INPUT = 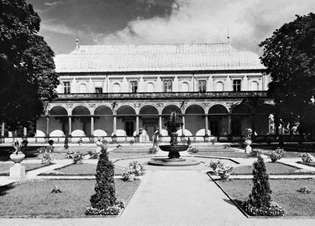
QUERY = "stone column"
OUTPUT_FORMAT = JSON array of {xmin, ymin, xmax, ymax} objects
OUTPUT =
[
  {"xmin": 68, "ymin": 116, "xmax": 72, "ymax": 136},
  {"xmin": 227, "ymin": 114, "xmax": 232, "ymax": 135},
  {"xmin": 46, "ymin": 116, "xmax": 50, "ymax": 137},
  {"xmin": 113, "ymin": 115, "xmax": 117, "ymax": 135},
  {"xmin": 205, "ymin": 114, "xmax": 209, "ymax": 135},
  {"xmin": 136, "ymin": 115, "xmax": 140, "ymax": 135},
  {"xmin": 91, "ymin": 116, "xmax": 94, "ymax": 137},
  {"xmin": 1, "ymin": 122, "xmax": 5, "ymax": 137},
  {"xmin": 182, "ymin": 115, "xmax": 185, "ymax": 130},
  {"xmin": 159, "ymin": 115, "xmax": 162, "ymax": 132}
]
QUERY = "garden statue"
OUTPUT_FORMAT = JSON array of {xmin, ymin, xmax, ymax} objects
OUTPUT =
[
  {"xmin": 9, "ymin": 141, "xmax": 26, "ymax": 180},
  {"xmin": 244, "ymin": 128, "xmax": 252, "ymax": 153},
  {"xmin": 268, "ymin": 114, "xmax": 275, "ymax": 134}
]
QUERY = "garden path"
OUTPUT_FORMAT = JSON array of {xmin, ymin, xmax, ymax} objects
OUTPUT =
[{"xmin": 119, "ymin": 169, "xmax": 246, "ymax": 225}]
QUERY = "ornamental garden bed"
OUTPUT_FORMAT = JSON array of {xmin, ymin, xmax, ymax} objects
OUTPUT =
[
  {"xmin": 38, "ymin": 163, "xmax": 125, "ymax": 176},
  {"xmin": 0, "ymin": 162, "xmax": 52, "ymax": 176},
  {"xmin": 0, "ymin": 179, "xmax": 140, "ymax": 218},
  {"xmin": 216, "ymin": 179, "xmax": 315, "ymax": 216},
  {"xmin": 232, "ymin": 162, "xmax": 315, "ymax": 175}
]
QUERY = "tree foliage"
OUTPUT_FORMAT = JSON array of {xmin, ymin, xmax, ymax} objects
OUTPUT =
[
  {"xmin": 248, "ymin": 155, "xmax": 271, "ymax": 208},
  {"xmin": 260, "ymin": 13, "xmax": 315, "ymax": 130},
  {"xmin": 0, "ymin": 0, "xmax": 58, "ymax": 130},
  {"xmin": 90, "ymin": 146, "xmax": 117, "ymax": 210}
]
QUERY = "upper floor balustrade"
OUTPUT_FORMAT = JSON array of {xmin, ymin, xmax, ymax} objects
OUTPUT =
[{"xmin": 56, "ymin": 91, "xmax": 268, "ymax": 100}]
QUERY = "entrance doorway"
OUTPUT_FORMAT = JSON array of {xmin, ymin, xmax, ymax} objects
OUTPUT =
[{"xmin": 125, "ymin": 121, "xmax": 134, "ymax": 136}]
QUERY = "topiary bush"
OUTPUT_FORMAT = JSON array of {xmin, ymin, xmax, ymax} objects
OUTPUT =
[
  {"xmin": 236, "ymin": 155, "xmax": 285, "ymax": 216},
  {"xmin": 85, "ymin": 145, "xmax": 124, "ymax": 215}
]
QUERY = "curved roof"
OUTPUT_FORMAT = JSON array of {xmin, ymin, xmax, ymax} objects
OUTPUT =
[{"xmin": 55, "ymin": 43, "xmax": 264, "ymax": 73}]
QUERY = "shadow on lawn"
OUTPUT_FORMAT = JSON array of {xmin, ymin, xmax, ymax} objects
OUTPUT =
[{"xmin": 0, "ymin": 183, "xmax": 15, "ymax": 196}]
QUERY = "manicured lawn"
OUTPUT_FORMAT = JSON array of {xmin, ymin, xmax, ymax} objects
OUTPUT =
[
  {"xmin": 108, "ymin": 152, "xmax": 151, "ymax": 160},
  {"xmin": 217, "ymin": 179, "xmax": 315, "ymax": 216},
  {"xmin": 231, "ymin": 162, "xmax": 306, "ymax": 175},
  {"xmin": 39, "ymin": 163, "xmax": 125, "ymax": 176},
  {"xmin": 196, "ymin": 151, "xmax": 248, "ymax": 158},
  {"xmin": 0, "ymin": 179, "xmax": 140, "ymax": 217},
  {"xmin": 0, "ymin": 162, "xmax": 51, "ymax": 176}
]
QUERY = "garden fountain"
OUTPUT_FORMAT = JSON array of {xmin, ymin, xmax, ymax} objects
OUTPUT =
[{"xmin": 148, "ymin": 112, "xmax": 200, "ymax": 166}]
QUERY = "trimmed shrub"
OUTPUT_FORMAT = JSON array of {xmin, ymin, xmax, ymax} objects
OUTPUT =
[
  {"xmin": 270, "ymin": 148, "xmax": 284, "ymax": 162},
  {"xmin": 238, "ymin": 155, "xmax": 285, "ymax": 216},
  {"xmin": 86, "ymin": 145, "xmax": 124, "ymax": 215}
]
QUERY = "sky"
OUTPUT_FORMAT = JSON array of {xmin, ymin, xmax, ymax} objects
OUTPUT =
[{"xmin": 28, "ymin": 0, "xmax": 315, "ymax": 55}]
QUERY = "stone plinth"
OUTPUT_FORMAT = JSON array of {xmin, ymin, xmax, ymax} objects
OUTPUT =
[{"xmin": 9, "ymin": 163, "xmax": 25, "ymax": 180}]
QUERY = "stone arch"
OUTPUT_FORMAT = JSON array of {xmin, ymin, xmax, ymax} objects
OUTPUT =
[
  {"xmin": 162, "ymin": 105, "xmax": 182, "ymax": 130},
  {"xmin": 139, "ymin": 105, "xmax": 159, "ymax": 140},
  {"xmin": 208, "ymin": 104, "xmax": 229, "ymax": 136},
  {"xmin": 48, "ymin": 106, "xmax": 68, "ymax": 138},
  {"xmin": 94, "ymin": 105, "xmax": 113, "ymax": 136},
  {"xmin": 117, "ymin": 105, "xmax": 136, "ymax": 137},
  {"xmin": 185, "ymin": 105, "xmax": 205, "ymax": 135},
  {"xmin": 71, "ymin": 106, "xmax": 91, "ymax": 137}
]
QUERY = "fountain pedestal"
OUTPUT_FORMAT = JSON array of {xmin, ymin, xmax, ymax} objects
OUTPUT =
[{"xmin": 148, "ymin": 112, "xmax": 200, "ymax": 166}]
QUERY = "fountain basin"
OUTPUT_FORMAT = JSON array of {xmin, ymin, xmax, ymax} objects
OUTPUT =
[
  {"xmin": 148, "ymin": 157, "xmax": 200, "ymax": 166},
  {"xmin": 159, "ymin": 145, "xmax": 189, "ymax": 152}
]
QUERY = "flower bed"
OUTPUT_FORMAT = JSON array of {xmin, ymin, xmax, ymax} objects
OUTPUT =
[
  {"xmin": 0, "ymin": 179, "xmax": 140, "ymax": 217},
  {"xmin": 216, "ymin": 179, "xmax": 315, "ymax": 216}
]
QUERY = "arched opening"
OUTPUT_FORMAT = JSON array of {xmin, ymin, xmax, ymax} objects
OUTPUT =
[
  {"xmin": 231, "ymin": 104, "xmax": 252, "ymax": 136},
  {"xmin": 79, "ymin": 83, "xmax": 88, "ymax": 93},
  {"xmin": 181, "ymin": 82, "xmax": 189, "ymax": 92},
  {"xmin": 71, "ymin": 106, "xmax": 91, "ymax": 137},
  {"xmin": 48, "ymin": 106, "xmax": 68, "ymax": 137},
  {"xmin": 162, "ymin": 105, "xmax": 182, "ymax": 129},
  {"xmin": 215, "ymin": 81, "xmax": 224, "ymax": 91},
  {"xmin": 117, "ymin": 105, "xmax": 136, "ymax": 137},
  {"xmin": 147, "ymin": 82, "xmax": 154, "ymax": 92},
  {"xmin": 112, "ymin": 83, "xmax": 121, "ymax": 93},
  {"xmin": 139, "ymin": 105, "xmax": 159, "ymax": 141},
  {"xmin": 94, "ymin": 106, "xmax": 113, "ymax": 137},
  {"xmin": 208, "ymin": 105, "xmax": 229, "ymax": 136},
  {"xmin": 185, "ymin": 105, "xmax": 204, "ymax": 135},
  {"xmin": 250, "ymin": 81, "xmax": 259, "ymax": 91}
]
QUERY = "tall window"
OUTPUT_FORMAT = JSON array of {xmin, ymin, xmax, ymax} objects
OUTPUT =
[
  {"xmin": 95, "ymin": 87, "xmax": 103, "ymax": 93},
  {"xmin": 233, "ymin": 79, "xmax": 242, "ymax": 92},
  {"xmin": 198, "ymin": 80, "xmax": 207, "ymax": 92},
  {"xmin": 130, "ymin": 81, "xmax": 138, "ymax": 93},
  {"xmin": 63, "ymin": 81, "xmax": 71, "ymax": 94},
  {"xmin": 163, "ymin": 79, "xmax": 172, "ymax": 92}
]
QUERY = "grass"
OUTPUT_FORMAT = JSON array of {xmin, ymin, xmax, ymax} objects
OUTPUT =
[
  {"xmin": 217, "ymin": 179, "xmax": 315, "ymax": 216},
  {"xmin": 196, "ymin": 151, "xmax": 248, "ymax": 158},
  {"xmin": 0, "ymin": 162, "xmax": 51, "ymax": 176},
  {"xmin": 231, "ymin": 162, "xmax": 307, "ymax": 175},
  {"xmin": 0, "ymin": 179, "xmax": 140, "ymax": 217},
  {"xmin": 39, "ymin": 163, "xmax": 125, "ymax": 176}
]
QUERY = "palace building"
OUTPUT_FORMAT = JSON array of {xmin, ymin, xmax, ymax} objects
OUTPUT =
[{"xmin": 3, "ymin": 42, "xmax": 276, "ymax": 143}]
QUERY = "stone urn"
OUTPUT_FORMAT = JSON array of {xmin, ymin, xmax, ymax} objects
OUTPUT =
[{"xmin": 10, "ymin": 152, "xmax": 25, "ymax": 163}]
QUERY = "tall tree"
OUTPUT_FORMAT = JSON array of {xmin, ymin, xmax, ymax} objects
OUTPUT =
[
  {"xmin": 259, "ymin": 13, "xmax": 315, "ymax": 134},
  {"xmin": 0, "ymin": 0, "xmax": 58, "ymax": 131}
]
